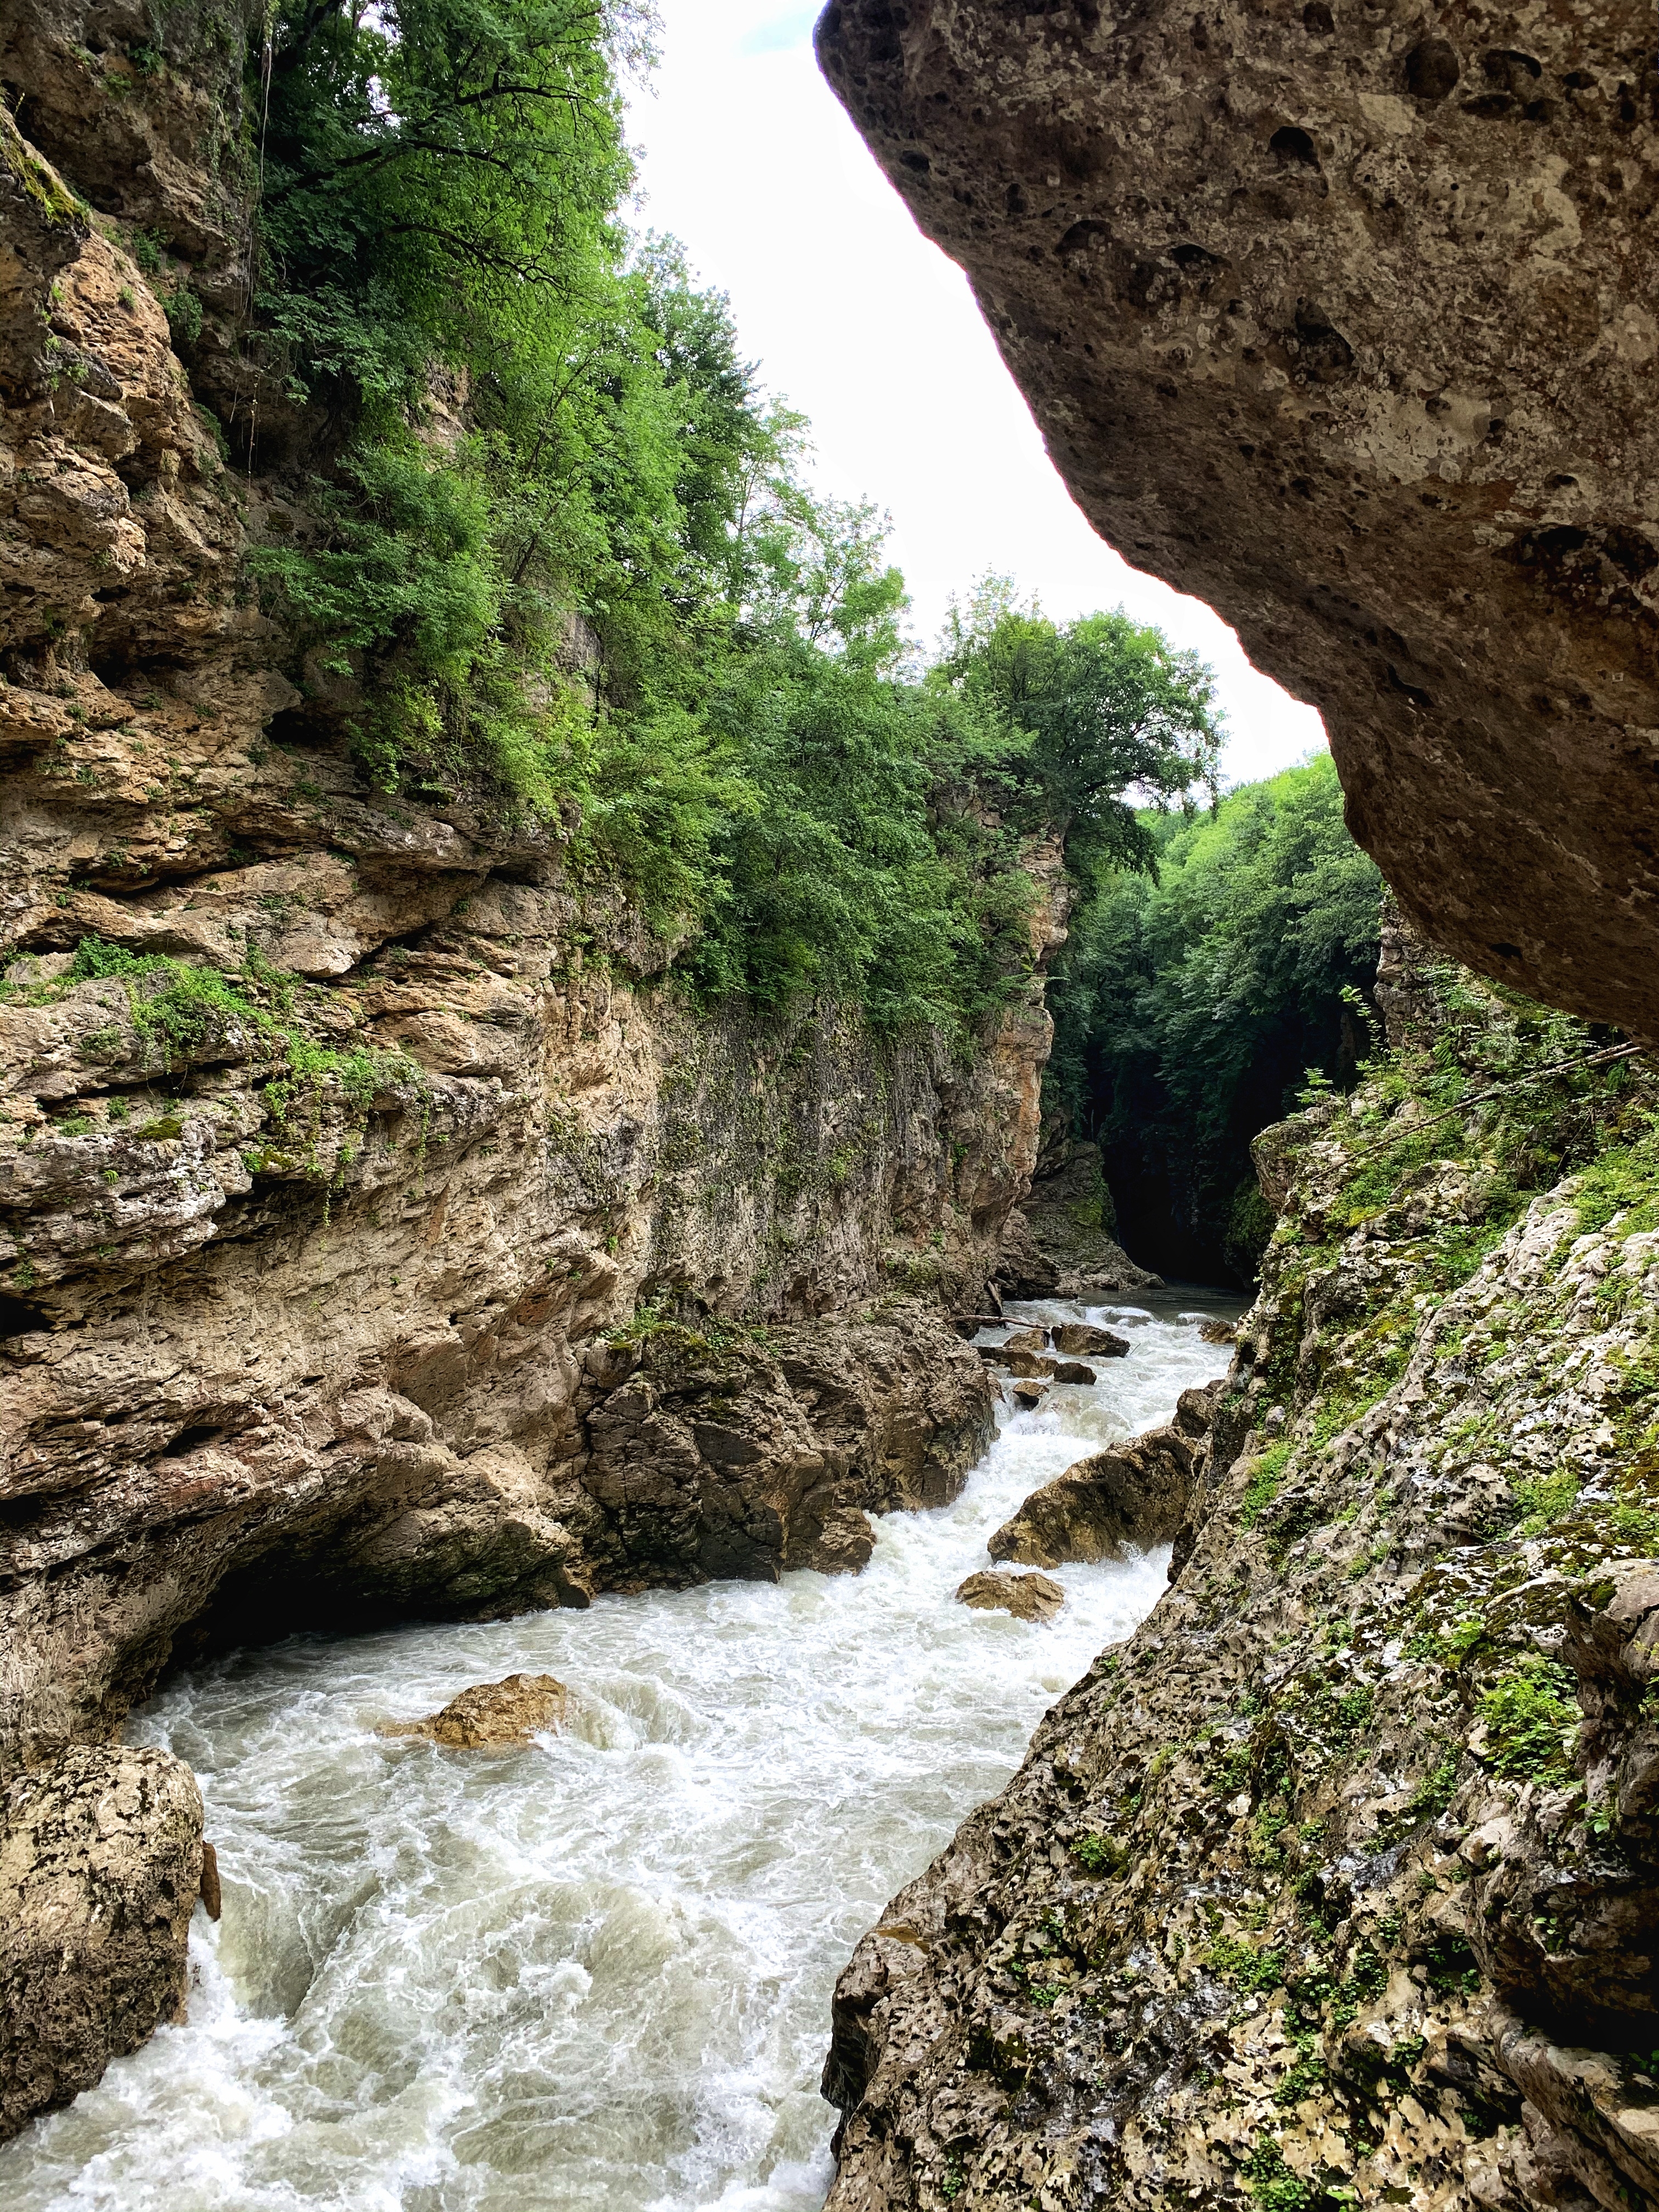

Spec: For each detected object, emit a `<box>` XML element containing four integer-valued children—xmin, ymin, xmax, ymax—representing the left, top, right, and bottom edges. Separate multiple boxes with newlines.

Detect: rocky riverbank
<box><xmin>822</xmin><ymin>926</ymin><xmax>1659</xmax><ymax>2210</ymax></box>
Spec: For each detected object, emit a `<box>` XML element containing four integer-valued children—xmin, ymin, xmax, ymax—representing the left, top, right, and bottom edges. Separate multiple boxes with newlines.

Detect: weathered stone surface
<box><xmin>995</xmin><ymin>1144</ymin><xmax>1162</xmax><ymax>1297</ymax></box>
<box><xmin>379</xmin><ymin>1673</ymin><xmax>569</xmax><ymax>1749</ymax></box>
<box><xmin>988</xmin><ymin>1423</ymin><xmax>1200</xmax><ymax>1567</ymax></box>
<box><xmin>1052</xmin><ymin>1323</ymin><xmax>1127</xmax><ymax>1359</ymax></box>
<box><xmin>1049</xmin><ymin>1358</ymin><xmax>1095</xmax><ymax>1385</ymax></box>
<box><xmin>0</xmin><ymin>1746</ymin><xmax>202</xmax><ymax>2142</ymax></box>
<box><xmin>955</xmin><ymin>1569</ymin><xmax>1065</xmax><ymax>1622</ymax></box>
<box><xmin>817</xmin><ymin>1</ymin><xmax>1659</xmax><ymax>1035</ymax></box>
<box><xmin>820</xmin><ymin>962</ymin><xmax>1659</xmax><ymax>2212</ymax></box>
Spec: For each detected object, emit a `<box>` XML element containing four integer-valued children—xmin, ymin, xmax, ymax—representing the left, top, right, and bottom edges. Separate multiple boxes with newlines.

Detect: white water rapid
<box><xmin>1</xmin><ymin>1295</ymin><xmax>1237</xmax><ymax>2212</ymax></box>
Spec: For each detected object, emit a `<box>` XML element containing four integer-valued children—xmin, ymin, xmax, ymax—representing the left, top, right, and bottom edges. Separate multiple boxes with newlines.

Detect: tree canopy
<box><xmin>235</xmin><ymin>2</ymin><xmax>1222</xmax><ymax>1050</ymax></box>
<box><xmin>1049</xmin><ymin>754</ymin><xmax>1383</xmax><ymax>1280</ymax></box>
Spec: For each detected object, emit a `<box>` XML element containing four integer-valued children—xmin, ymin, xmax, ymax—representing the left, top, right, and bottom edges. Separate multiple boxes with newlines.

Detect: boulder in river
<box><xmin>795</xmin><ymin>1505</ymin><xmax>877</xmax><ymax>1576</ymax></box>
<box><xmin>980</xmin><ymin>1346</ymin><xmax>1055</xmax><ymax>1379</ymax></box>
<box><xmin>1051</xmin><ymin>1359</ymin><xmax>1096</xmax><ymax>1385</ymax></box>
<box><xmin>955</xmin><ymin>1570</ymin><xmax>1065</xmax><ymax>1622</ymax></box>
<box><xmin>379</xmin><ymin>1673</ymin><xmax>569</xmax><ymax>1748</ymax></box>
<box><xmin>1052</xmin><ymin>1323</ymin><xmax>1129</xmax><ymax>1358</ymax></box>
<box><xmin>1001</xmin><ymin>1327</ymin><xmax>1047</xmax><ymax>1355</ymax></box>
<box><xmin>988</xmin><ymin>1426</ymin><xmax>1196</xmax><ymax>1567</ymax></box>
<box><xmin>1009</xmin><ymin>1380</ymin><xmax>1049</xmax><ymax>1409</ymax></box>
<box><xmin>0</xmin><ymin>1746</ymin><xmax>203</xmax><ymax>2144</ymax></box>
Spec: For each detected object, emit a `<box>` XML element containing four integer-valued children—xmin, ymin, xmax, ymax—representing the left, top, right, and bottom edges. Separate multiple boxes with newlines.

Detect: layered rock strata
<box><xmin>0</xmin><ymin>74</ymin><xmax>1039</xmax><ymax>1782</ymax></box>
<box><xmin>817</xmin><ymin>0</ymin><xmax>1659</xmax><ymax>1035</ymax></box>
<box><xmin>0</xmin><ymin>12</ymin><xmax>1049</xmax><ymax>2136</ymax></box>
<box><xmin>822</xmin><ymin>953</ymin><xmax>1659</xmax><ymax>2209</ymax></box>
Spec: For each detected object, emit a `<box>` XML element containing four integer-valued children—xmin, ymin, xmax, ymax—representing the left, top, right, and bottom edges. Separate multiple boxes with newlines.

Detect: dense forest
<box><xmin>1048</xmin><ymin>757</ymin><xmax>1384</xmax><ymax>1283</ymax></box>
<box><xmin>211</xmin><ymin>0</ymin><xmax>1224</xmax><ymax>1051</ymax></box>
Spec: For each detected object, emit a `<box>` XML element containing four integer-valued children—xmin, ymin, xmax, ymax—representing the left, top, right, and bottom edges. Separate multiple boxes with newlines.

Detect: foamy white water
<box><xmin>1</xmin><ymin>1297</ymin><xmax>1235</xmax><ymax>2212</ymax></box>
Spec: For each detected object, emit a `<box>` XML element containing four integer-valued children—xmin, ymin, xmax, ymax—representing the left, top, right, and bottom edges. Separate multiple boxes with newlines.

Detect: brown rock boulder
<box><xmin>0</xmin><ymin>1746</ymin><xmax>204</xmax><ymax>2143</ymax></box>
<box><xmin>1001</xmin><ymin>1327</ymin><xmax>1047</xmax><ymax>1355</ymax></box>
<box><xmin>988</xmin><ymin>1426</ymin><xmax>1196</xmax><ymax>1566</ymax></box>
<box><xmin>955</xmin><ymin>1569</ymin><xmax>1065</xmax><ymax>1622</ymax></box>
<box><xmin>794</xmin><ymin>1505</ymin><xmax>877</xmax><ymax>1576</ymax></box>
<box><xmin>379</xmin><ymin>1673</ymin><xmax>568</xmax><ymax>1749</ymax></box>
<box><xmin>1051</xmin><ymin>1359</ymin><xmax>1096</xmax><ymax>1385</ymax></box>
<box><xmin>979</xmin><ymin>1345</ymin><xmax>1055</xmax><ymax>1379</ymax></box>
<box><xmin>1053</xmin><ymin>1323</ymin><xmax>1128</xmax><ymax>1358</ymax></box>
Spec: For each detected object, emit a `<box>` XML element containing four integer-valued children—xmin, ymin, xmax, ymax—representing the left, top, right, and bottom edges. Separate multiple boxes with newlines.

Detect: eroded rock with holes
<box><xmin>818</xmin><ymin>0</ymin><xmax>1659</xmax><ymax>1034</ymax></box>
<box><xmin>0</xmin><ymin>1745</ymin><xmax>202</xmax><ymax>2143</ymax></box>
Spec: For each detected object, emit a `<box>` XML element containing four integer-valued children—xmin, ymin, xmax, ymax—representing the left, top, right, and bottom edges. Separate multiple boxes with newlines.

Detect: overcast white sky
<box><xmin>625</xmin><ymin>0</ymin><xmax>1327</xmax><ymax>787</ymax></box>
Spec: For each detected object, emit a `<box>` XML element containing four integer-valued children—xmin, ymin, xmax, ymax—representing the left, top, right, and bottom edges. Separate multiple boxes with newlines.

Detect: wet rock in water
<box><xmin>1009</xmin><ymin>1380</ymin><xmax>1048</xmax><ymax>1408</ymax></box>
<box><xmin>0</xmin><ymin>1746</ymin><xmax>203</xmax><ymax>2143</ymax></box>
<box><xmin>1199</xmin><ymin>1317</ymin><xmax>1238</xmax><ymax>1345</ymax></box>
<box><xmin>955</xmin><ymin>1570</ymin><xmax>1065</xmax><ymax>1622</ymax></box>
<box><xmin>379</xmin><ymin>1673</ymin><xmax>569</xmax><ymax>1749</ymax></box>
<box><xmin>198</xmin><ymin>1838</ymin><xmax>222</xmax><ymax>1921</ymax></box>
<box><xmin>796</xmin><ymin>1505</ymin><xmax>877</xmax><ymax>1576</ymax></box>
<box><xmin>1001</xmin><ymin>1327</ymin><xmax>1047</xmax><ymax>1355</ymax></box>
<box><xmin>1053</xmin><ymin>1322</ymin><xmax>1129</xmax><ymax>1359</ymax></box>
<box><xmin>988</xmin><ymin>1426</ymin><xmax>1197</xmax><ymax>1567</ymax></box>
<box><xmin>979</xmin><ymin>1346</ymin><xmax>1055</xmax><ymax>1379</ymax></box>
<box><xmin>1051</xmin><ymin>1359</ymin><xmax>1097</xmax><ymax>1385</ymax></box>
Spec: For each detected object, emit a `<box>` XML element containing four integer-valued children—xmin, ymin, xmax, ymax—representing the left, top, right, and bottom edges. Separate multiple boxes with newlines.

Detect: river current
<box><xmin>1</xmin><ymin>1295</ymin><xmax>1236</xmax><ymax>2212</ymax></box>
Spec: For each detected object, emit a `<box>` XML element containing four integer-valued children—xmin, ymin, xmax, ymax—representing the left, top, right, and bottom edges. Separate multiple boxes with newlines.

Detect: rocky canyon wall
<box><xmin>821</xmin><ymin>921</ymin><xmax>1659</xmax><ymax>2211</ymax></box>
<box><xmin>0</xmin><ymin>5</ymin><xmax>1063</xmax><ymax>2134</ymax></box>
<box><xmin>817</xmin><ymin>0</ymin><xmax>1659</xmax><ymax>1036</ymax></box>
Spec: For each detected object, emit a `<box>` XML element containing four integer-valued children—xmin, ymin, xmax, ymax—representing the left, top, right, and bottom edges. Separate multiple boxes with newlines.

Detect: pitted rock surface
<box><xmin>817</xmin><ymin>0</ymin><xmax>1659</xmax><ymax>1032</ymax></box>
<box><xmin>820</xmin><ymin>944</ymin><xmax>1659</xmax><ymax>2212</ymax></box>
<box><xmin>0</xmin><ymin>1745</ymin><xmax>202</xmax><ymax>2142</ymax></box>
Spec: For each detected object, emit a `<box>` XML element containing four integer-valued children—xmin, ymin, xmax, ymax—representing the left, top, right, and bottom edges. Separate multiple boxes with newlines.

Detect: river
<box><xmin>0</xmin><ymin>1294</ymin><xmax>1237</xmax><ymax>2212</ymax></box>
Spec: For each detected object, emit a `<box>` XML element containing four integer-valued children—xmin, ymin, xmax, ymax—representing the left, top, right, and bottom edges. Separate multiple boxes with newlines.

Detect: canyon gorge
<box><xmin>2</xmin><ymin>0</ymin><xmax>1658</xmax><ymax>2208</ymax></box>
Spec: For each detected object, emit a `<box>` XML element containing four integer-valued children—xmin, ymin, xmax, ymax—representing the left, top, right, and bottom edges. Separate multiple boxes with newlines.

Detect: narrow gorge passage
<box><xmin>0</xmin><ymin>1300</ymin><xmax>1235</xmax><ymax>2212</ymax></box>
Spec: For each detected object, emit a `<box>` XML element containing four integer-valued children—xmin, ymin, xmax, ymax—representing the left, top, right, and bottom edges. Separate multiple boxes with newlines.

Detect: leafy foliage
<box><xmin>235</xmin><ymin>3</ymin><xmax>1222</xmax><ymax>1047</ymax></box>
<box><xmin>1049</xmin><ymin>755</ymin><xmax>1384</xmax><ymax>1281</ymax></box>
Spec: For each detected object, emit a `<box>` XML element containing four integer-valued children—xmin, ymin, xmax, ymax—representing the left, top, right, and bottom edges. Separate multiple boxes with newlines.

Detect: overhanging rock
<box><xmin>817</xmin><ymin>0</ymin><xmax>1659</xmax><ymax>1031</ymax></box>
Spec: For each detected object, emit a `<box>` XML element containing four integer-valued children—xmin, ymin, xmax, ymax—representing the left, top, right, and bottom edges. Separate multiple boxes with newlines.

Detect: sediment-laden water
<box><xmin>1</xmin><ymin>1296</ymin><xmax>1235</xmax><ymax>2212</ymax></box>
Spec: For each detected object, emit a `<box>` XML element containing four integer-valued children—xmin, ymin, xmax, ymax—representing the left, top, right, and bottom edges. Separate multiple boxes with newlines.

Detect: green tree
<box><xmin>932</xmin><ymin>577</ymin><xmax>1223</xmax><ymax>876</ymax></box>
<box><xmin>1051</xmin><ymin>754</ymin><xmax>1383</xmax><ymax>1282</ymax></box>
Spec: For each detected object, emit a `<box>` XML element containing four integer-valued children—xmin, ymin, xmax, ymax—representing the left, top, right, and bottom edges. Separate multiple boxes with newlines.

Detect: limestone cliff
<box><xmin>817</xmin><ymin>0</ymin><xmax>1659</xmax><ymax>1037</ymax></box>
<box><xmin>0</xmin><ymin>7</ymin><xmax>1062</xmax><ymax>2137</ymax></box>
<box><xmin>821</xmin><ymin>928</ymin><xmax>1659</xmax><ymax>2208</ymax></box>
